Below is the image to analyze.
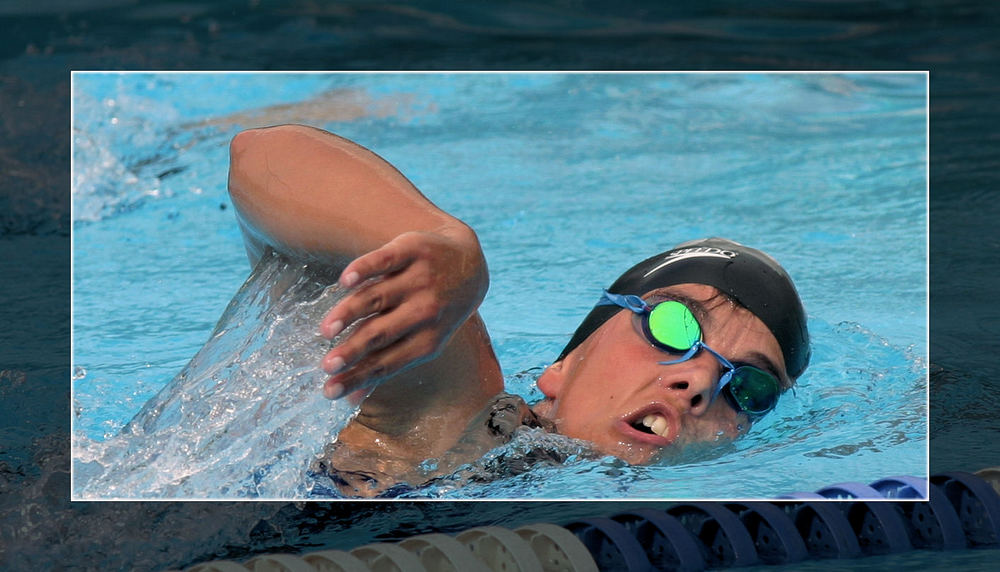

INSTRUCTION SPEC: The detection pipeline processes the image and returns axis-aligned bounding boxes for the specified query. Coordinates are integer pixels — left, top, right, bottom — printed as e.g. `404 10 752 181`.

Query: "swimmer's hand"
318 224 488 399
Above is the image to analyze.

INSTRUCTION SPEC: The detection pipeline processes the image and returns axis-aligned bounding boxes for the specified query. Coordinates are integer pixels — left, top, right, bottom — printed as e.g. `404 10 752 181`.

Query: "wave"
73 250 362 499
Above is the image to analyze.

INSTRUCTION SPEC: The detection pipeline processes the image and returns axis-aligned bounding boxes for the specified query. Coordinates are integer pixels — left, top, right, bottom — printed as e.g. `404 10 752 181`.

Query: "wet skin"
533 283 790 465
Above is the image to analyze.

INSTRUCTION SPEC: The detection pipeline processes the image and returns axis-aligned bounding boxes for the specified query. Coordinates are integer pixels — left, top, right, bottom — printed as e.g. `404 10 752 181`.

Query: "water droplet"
73 366 87 380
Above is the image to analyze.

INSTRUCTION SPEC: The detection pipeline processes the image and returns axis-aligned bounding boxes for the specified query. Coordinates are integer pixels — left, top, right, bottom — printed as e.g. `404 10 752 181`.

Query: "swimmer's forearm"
228 124 464 263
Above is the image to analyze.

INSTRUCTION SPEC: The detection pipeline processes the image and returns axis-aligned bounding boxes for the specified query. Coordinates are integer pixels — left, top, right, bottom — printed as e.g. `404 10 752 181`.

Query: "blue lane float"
565 517 655 572
611 508 707 571
932 471 1000 546
169 469 1000 571
905 481 969 550
816 482 886 500
666 502 759 568
780 474 932 500
871 475 928 499
786 501 862 560
724 502 809 565
844 501 913 555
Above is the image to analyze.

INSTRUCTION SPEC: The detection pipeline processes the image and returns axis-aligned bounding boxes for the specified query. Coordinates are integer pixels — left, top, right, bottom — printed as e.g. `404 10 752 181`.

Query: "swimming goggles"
597 290 782 418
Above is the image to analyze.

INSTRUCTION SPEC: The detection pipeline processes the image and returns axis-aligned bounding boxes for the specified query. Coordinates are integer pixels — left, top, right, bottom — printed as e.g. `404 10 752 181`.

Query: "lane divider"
723 502 807 565
168 468 1000 571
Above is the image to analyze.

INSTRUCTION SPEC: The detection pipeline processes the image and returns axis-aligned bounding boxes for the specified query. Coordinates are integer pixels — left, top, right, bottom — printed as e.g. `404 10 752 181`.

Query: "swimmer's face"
535 283 789 465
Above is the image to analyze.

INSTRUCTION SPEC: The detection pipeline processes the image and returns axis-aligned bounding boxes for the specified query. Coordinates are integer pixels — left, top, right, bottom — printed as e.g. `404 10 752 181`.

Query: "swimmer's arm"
228 125 503 462
228 124 466 266
228 123 491 385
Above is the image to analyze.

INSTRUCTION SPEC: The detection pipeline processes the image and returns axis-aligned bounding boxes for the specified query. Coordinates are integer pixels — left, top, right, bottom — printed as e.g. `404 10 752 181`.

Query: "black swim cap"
557 238 810 379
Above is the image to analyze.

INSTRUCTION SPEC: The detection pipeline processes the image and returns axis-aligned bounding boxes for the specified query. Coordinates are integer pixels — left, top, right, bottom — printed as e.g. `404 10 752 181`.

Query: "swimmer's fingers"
320 275 409 339
322 324 442 399
337 235 419 289
321 288 443 378
318 226 486 399
319 232 431 337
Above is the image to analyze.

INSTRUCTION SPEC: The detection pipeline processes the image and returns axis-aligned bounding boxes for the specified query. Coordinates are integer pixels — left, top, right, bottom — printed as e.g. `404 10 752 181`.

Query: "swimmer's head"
558 237 810 379
533 238 809 464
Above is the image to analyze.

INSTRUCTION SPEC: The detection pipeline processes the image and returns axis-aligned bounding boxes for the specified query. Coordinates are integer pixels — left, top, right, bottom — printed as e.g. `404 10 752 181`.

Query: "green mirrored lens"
647 301 701 351
729 367 780 414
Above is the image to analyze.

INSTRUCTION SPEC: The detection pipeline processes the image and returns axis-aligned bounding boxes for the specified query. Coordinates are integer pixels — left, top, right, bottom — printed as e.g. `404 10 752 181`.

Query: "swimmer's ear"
537 359 568 399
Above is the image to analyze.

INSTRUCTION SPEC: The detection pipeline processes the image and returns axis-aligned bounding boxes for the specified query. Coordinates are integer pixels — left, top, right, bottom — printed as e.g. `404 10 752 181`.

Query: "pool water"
71 72 927 499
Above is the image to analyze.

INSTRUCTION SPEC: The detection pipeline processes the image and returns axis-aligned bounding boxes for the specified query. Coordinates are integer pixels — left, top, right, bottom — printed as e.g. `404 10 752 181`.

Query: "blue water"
71 72 927 500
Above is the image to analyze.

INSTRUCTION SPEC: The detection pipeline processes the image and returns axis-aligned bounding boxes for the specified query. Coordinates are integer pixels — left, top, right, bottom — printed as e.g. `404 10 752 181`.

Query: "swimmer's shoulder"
310 391 553 498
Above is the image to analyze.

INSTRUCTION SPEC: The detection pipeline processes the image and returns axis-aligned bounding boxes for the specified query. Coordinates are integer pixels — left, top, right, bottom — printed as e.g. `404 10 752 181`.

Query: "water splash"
73 250 362 499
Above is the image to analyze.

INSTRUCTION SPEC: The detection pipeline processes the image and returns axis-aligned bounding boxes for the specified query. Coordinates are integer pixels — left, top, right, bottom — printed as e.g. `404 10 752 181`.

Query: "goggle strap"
700 344 737 400
597 290 650 313
713 369 735 400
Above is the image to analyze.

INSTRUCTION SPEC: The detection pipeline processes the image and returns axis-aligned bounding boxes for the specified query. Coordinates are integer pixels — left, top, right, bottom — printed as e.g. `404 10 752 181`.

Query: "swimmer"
227 124 810 496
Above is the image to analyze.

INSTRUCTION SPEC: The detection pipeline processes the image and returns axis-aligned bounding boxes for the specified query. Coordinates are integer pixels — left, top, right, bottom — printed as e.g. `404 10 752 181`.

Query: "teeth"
641 414 671 438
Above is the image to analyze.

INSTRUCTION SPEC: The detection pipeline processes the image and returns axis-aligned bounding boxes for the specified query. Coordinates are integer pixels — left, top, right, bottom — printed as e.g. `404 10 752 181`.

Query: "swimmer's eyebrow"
643 290 712 322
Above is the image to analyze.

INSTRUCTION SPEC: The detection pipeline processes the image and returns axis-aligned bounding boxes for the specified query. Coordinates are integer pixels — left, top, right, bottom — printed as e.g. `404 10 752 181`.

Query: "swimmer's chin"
599 431 743 466
603 443 680 466
657 437 743 466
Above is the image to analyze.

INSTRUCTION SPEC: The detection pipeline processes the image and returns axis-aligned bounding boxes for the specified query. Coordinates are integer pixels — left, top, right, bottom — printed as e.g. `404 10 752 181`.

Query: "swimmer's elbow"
229 128 261 162
229 124 311 166
228 130 259 207
228 125 296 199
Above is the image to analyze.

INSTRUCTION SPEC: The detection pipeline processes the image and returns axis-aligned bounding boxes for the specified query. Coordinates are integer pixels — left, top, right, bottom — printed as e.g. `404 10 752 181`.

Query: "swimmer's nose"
659 354 719 416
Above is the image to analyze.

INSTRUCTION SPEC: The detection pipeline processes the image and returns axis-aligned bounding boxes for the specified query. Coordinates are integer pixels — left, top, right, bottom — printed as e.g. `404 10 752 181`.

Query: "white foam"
73 250 362 499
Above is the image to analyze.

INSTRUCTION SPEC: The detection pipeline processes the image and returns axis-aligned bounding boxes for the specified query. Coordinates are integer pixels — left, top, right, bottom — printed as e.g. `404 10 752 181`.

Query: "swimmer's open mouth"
621 408 678 446
631 414 671 438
